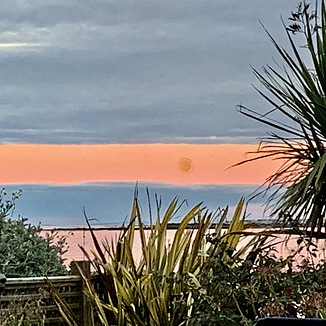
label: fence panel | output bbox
[0,261,92,325]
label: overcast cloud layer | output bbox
[0,0,301,144]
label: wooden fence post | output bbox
[71,261,92,326]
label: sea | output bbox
[40,227,326,268]
[8,182,270,226]
[10,182,323,267]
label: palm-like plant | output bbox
[236,1,326,237]
[51,193,264,326]
[78,195,255,326]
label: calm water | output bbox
[41,228,326,268]
[41,228,180,266]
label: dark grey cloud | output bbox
[6,182,266,226]
[0,0,301,144]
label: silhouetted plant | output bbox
[236,1,326,237]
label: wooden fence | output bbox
[0,261,93,325]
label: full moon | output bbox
[177,158,193,173]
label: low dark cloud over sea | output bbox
[5,182,270,227]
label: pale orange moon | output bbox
[178,158,193,173]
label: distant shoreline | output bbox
[40,220,290,231]
[41,222,326,240]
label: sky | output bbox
[0,143,281,185]
[0,0,302,226]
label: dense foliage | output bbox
[190,243,326,325]
[236,1,326,237]
[0,189,67,277]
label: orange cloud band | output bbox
[0,143,281,185]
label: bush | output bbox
[189,244,326,325]
[0,189,67,277]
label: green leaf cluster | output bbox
[190,245,326,325]
[0,189,67,277]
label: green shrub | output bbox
[0,189,67,277]
[189,243,326,325]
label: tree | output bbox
[0,189,67,277]
[236,1,326,237]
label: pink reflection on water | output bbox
[41,228,179,267]
[41,228,326,269]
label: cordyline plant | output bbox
[236,1,326,237]
[52,192,264,326]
